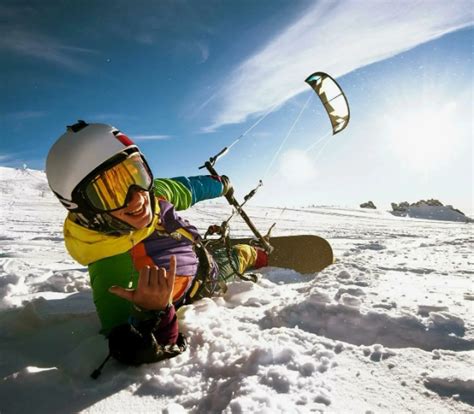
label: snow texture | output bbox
[0,167,473,413]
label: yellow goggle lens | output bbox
[85,153,152,211]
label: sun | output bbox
[383,96,461,172]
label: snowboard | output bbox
[232,235,334,274]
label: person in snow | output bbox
[45,121,268,368]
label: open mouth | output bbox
[125,205,146,217]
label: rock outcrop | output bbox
[360,201,377,209]
[390,200,472,223]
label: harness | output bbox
[163,222,259,304]
[152,198,259,304]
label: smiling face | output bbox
[109,188,153,230]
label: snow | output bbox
[0,166,473,413]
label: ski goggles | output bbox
[82,152,153,212]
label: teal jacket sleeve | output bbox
[153,175,224,211]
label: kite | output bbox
[305,72,350,134]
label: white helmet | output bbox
[46,120,155,233]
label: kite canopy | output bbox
[305,72,350,135]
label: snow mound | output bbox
[261,283,474,352]
[0,166,50,197]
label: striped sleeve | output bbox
[153,176,224,211]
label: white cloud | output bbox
[0,152,27,168]
[175,40,210,65]
[205,0,473,131]
[135,33,155,45]
[0,29,98,72]
[196,41,210,64]
[0,154,13,162]
[5,111,47,120]
[87,114,139,122]
[133,134,171,141]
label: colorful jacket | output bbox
[64,175,224,335]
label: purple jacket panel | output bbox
[141,198,201,277]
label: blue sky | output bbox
[1,0,473,213]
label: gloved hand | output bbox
[108,323,187,365]
[220,175,234,197]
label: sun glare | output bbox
[383,98,461,172]
[279,149,318,183]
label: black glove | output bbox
[220,175,234,197]
[108,323,187,366]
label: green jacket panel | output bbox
[89,251,139,334]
